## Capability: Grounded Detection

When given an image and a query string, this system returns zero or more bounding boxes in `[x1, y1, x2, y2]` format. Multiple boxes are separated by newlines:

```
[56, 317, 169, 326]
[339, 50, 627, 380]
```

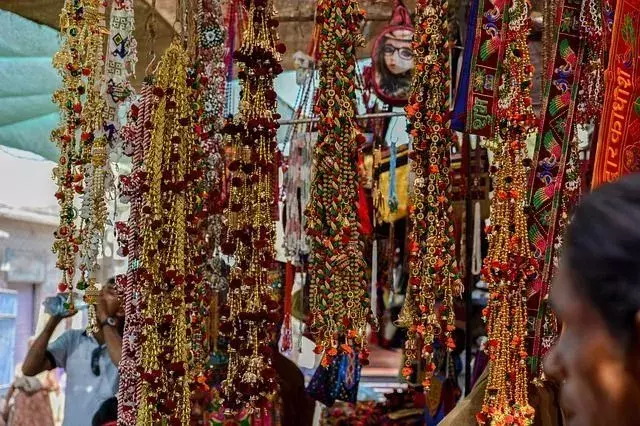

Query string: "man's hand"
[57, 306, 78, 320]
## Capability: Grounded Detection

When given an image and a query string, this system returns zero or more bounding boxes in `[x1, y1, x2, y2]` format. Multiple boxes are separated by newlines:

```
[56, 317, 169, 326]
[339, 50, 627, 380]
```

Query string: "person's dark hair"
[92, 397, 117, 426]
[564, 173, 640, 346]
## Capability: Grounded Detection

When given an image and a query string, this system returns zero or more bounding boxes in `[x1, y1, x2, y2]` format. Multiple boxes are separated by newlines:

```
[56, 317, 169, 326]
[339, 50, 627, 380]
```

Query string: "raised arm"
[22, 316, 61, 376]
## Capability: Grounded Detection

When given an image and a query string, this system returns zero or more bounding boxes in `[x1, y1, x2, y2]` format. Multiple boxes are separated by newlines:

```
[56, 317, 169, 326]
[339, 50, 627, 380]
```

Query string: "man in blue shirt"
[22, 279, 123, 426]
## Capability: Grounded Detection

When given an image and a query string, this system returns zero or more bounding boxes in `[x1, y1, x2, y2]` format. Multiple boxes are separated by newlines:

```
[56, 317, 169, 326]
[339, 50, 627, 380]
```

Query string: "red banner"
[592, 0, 640, 188]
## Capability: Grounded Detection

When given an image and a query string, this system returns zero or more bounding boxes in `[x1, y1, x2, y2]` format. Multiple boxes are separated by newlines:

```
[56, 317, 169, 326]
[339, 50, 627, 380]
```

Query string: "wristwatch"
[101, 316, 117, 328]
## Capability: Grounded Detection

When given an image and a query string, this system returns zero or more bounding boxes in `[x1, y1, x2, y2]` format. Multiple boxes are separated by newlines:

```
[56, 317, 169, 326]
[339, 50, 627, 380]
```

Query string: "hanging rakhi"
[75, 0, 111, 334]
[219, 0, 283, 414]
[136, 41, 194, 425]
[51, 0, 104, 310]
[575, 0, 605, 126]
[476, 0, 538, 423]
[117, 82, 156, 425]
[397, 0, 462, 388]
[526, 0, 586, 377]
[305, 0, 374, 367]
[182, 0, 228, 410]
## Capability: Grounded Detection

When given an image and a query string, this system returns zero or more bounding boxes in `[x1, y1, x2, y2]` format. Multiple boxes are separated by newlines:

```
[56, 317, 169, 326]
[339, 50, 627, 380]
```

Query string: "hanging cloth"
[591, 0, 640, 188]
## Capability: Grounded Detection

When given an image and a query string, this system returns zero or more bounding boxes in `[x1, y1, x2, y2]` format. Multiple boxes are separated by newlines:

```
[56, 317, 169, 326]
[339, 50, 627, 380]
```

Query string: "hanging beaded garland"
[476, 0, 538, 423]
[136, 41, 194, 425]
[116, 82, 156, 426]
[397, 0, 463, 388]
[51, 0, 105, 310]
[305, 0, 374, 367]
[72, 0, 109, 334]
[575, 0, 604, 125]
[219, 0, 284, 414]
[196, 0, 228, 357]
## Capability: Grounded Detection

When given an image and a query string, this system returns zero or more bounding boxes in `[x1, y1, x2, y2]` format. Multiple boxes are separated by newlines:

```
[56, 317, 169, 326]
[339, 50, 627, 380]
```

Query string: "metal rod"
[278, 111, 405, 126]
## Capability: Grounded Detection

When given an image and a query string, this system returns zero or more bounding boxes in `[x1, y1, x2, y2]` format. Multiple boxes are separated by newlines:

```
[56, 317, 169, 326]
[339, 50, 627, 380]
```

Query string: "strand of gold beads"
[397, 0, 463, 389]
[136, 41, 193, 426]
[219, 0, 284, 414]
[477, 0, 538, 423]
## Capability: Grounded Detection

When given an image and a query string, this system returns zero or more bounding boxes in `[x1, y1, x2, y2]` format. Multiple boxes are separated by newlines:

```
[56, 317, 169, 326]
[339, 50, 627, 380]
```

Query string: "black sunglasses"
[91, 346, 102, 376]
[382, 44, 414, 61]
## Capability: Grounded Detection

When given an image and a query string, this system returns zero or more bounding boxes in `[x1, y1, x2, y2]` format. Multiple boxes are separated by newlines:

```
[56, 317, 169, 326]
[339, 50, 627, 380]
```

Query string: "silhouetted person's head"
[545, 174, 640, 426]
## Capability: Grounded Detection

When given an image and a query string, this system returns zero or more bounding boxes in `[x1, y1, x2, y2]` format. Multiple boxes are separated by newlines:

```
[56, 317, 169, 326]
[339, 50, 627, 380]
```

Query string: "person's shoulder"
[58, 329, 86, 344]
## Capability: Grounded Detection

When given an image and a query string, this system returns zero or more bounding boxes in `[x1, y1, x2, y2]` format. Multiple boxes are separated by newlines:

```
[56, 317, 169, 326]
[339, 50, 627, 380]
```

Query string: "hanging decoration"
[397, 0, 462, 388]
[367, 0, 414, 106]
[575, 0, 605, 126]
[51, 0, 101, 311]
[591, 0, 640, 188]
[219, 0, 284, 413]
[526, 0, 586, 376]
[453, 0, 506, 136]
[186, 0, 228, 401]
[477, 0, 538, 422]
[136, 41, 195, 425]
[102, 0, 137, 153]
[305, 0, 374, 368]
[73, 0, 109, 334]
[117, 82, 155, 426]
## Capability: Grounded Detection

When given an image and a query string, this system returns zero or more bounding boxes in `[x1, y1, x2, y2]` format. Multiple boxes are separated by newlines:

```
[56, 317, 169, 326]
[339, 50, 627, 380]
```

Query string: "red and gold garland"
[219, 0, 283, 413]
[136, 41, 195, 425]
[477, 0, 538, 424]
[398, 0, 462, 388]
[305, 0, 373, 366]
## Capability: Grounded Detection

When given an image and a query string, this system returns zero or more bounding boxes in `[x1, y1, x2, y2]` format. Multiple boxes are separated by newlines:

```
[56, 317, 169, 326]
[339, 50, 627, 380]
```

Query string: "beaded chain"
[196, 0, 228, 357]
[305, 0, 374, 368]
[182, 0, 229, 413]
[477, 0, 538, 423]
[116, 82, 156, 426]
[575, 0, 604, 125]
[219, 0, 284, 414]
[397, 0, 462, 389]
[72, 0, 109, 334]
[136, 41, 194, 426]
[51, 0, 105, 310]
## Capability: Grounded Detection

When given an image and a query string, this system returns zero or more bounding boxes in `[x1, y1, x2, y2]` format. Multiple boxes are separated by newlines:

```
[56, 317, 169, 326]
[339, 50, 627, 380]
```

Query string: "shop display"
[34, 0, 628, 423]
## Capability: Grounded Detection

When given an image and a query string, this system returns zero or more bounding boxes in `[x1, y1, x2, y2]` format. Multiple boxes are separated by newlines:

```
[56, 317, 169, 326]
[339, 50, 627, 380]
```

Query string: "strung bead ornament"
[305, 0, 374, 367]
[397, 0, 462, 389]
[477, 0, 538, 423]
[136, 41, 194, 426]
[219, 0, 283, 414]
[51, 0, 106, 314]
